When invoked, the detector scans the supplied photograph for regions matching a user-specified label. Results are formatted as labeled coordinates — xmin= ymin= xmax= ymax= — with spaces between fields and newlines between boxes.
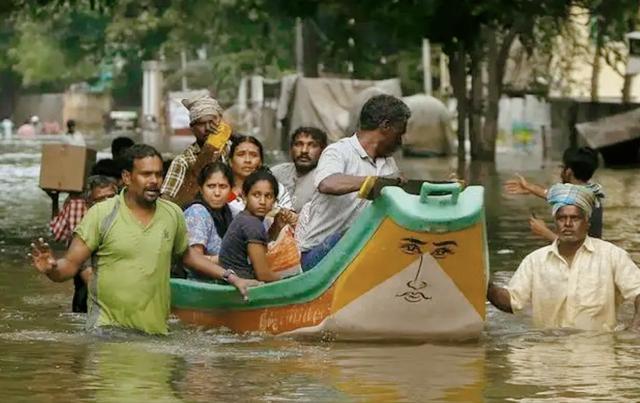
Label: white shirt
xmin=271 ymin=162 xmax=317 ymax=212
xmin=298 ymin=134 xmax=399 ymax=252
xmin=506 ymin=237 xmax=640 ymax=331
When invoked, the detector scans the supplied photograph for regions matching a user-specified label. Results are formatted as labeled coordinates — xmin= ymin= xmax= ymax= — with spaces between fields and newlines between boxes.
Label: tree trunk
xmin=622 ymin=74 xmax=633 ymax=104
xmin=302 ymin=18 xmax=319 ymax=77
xmin=475 ymin=27 xmax=516 ymax=161
xmin=0 ymin=69 xmax=18 ymax=119
xmin=469 ymin=45 xmax=484 ymax=159
xmin=449 ymin=43 xmax=468 ymax=175
xmin=590 ymin=28 xmax=603 ymax=103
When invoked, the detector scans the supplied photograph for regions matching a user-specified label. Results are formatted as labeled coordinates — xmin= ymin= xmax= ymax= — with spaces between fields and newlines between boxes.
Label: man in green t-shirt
xmin=30 ymin=144 xmax=257 ymax=335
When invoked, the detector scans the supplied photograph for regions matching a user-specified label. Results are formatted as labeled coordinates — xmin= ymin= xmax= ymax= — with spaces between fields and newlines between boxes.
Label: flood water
xmin=2 ymin=136 xmax=640 ymax=402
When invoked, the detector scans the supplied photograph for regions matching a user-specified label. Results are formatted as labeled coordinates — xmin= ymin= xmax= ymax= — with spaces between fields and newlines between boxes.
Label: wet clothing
xmin=298 ymin=134 xmax=399 ymax=253
xmin=271 ymin=162 xmax=316 ymax=212
xmin=219 ymin=211 xmax=268 ymax=279
xmin=74 ymin=190 xmax=188 ymax=335
xmin=506 ymin=236 xmax=640 ymax=331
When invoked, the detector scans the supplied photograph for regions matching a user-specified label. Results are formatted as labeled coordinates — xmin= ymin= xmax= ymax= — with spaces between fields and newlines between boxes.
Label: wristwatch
xmin=222 ymin=269 xmax=237 ymax=283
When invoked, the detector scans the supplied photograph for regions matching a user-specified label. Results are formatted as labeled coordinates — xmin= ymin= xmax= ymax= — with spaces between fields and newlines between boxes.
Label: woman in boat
xmin=218 ymin=169 xmax=282 ymax=282
xmin=183 ymin=162 xmax=235 ymax=280
xmin=227 ymin=135 xmax=293 ymax=214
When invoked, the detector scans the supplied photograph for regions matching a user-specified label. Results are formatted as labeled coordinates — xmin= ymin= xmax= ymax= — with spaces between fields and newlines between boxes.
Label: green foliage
xmin=0 ymin=0 xmax=638 ymax=114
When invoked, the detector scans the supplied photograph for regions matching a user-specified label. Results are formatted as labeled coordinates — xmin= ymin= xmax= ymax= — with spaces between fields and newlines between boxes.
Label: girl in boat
xmin=182 ymin=162 xmax=235 ymax=280
xmin=227 ymin=135 xmax=293 ymax=213
xmin=218 ymin=169 xmax=283 ymax=282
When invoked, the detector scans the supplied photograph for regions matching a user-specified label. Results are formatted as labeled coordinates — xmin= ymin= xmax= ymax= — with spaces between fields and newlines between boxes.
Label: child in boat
xmin=504 ymin=146 xmax=605 ymax=240
xmin=183 ymin=162 xmax=235 ymax=280
xmin=218 ymin=169 xmax=282 ymax=282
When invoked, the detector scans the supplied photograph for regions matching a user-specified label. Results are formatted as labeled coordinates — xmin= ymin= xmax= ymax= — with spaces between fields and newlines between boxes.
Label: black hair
xmin=359 ymin=94 xmax=411 ymax=131
xmin=90 ymin=158 xmax=120 ymax=179
xmin=290 ymin=126 xmax=328 ymax=148
xmin=66 ymin=119 xmax=76 ymax=129
xmin=111 ymin=136 xmax=135 ymax=159
xmin=242 ymin=168 xmax=279 ymax=199
xmin=229 ymin=134 xmax=264 ymax=163
xmin=186 ymin=162 xmax=234 ymax=239
xmin=562 ymin=147 xmax=599 ymax=181
xmin=121 ymin=144 xmax=162 ymax=173
xmin=197 ymin=161 xmax=234 ymax=188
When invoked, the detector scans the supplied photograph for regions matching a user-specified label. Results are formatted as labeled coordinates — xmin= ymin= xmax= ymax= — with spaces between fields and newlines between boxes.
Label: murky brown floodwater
xmin=2 ymin=136 xmax=640 ymax=402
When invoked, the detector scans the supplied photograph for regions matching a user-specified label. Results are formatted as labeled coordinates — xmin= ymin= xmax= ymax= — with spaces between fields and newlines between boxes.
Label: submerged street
xmin=2 ymin=136 xmax=640 ymax=401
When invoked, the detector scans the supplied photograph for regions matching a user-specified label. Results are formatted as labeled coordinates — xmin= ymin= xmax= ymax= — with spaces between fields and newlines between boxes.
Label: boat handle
xmin=420 ymin=182 xmax=461 ymax=205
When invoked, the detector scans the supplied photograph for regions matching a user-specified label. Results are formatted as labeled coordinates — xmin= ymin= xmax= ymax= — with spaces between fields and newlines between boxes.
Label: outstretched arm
xmin=30 ymin=236 xmax=92 ymax=282
xmin=487 ymin=282 xmax=513 ymax=313
xmin=182 ymin=248 xmax=259 ymax=300
xmin=504 ymin=174 xmax=547 ymax=200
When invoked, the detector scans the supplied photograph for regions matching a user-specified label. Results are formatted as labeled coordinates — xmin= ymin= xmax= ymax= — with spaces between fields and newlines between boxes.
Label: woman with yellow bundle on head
xmin=161 ymin=94 xmax=233 ymax=207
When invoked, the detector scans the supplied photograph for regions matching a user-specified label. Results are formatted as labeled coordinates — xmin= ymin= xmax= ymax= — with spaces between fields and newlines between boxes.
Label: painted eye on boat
xmin=400 ymin=242 xmax=422 ymax=255
xmin=431 ymin=246 xmax=454 ymax=259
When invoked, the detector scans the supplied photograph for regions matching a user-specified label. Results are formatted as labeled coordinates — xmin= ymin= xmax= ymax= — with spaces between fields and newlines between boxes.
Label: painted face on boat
xmin=201 ymin=171 xmax=231 ymax=209
xmin=396 ymin=237 xmax=458 ymax=303
xmin=245 ymin=179 xmax=275 ymax=218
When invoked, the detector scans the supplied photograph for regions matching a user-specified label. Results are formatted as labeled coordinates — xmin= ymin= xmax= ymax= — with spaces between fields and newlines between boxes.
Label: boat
xmin=170 ymin=181 xmax=489 ymax=342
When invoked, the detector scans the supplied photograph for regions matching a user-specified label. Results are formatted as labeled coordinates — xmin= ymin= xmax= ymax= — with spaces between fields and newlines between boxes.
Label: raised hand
xmin=504 ymin=174 xmax=531 ymax=195
xmin=29 ymin=238 xmax=57 ymax=275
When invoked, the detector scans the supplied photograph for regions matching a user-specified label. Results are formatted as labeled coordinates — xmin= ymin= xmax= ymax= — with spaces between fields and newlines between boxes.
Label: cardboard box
xmin=39 ymin=144 xmax=97 ymax=192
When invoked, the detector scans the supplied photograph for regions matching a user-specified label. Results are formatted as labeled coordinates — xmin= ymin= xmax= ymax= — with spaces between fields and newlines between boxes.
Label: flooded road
xmin=2 ymin=137 xmax=640 ymax=402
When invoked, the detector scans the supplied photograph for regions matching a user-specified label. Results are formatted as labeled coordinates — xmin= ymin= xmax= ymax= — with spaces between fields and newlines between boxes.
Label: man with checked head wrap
xmin=487 ymin=183 xmax=640 ymax=331
xmin=161 ymin=94 xmax=225 ymax=201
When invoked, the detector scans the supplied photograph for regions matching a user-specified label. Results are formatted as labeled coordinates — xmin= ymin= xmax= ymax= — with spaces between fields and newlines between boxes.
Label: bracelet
xmin=222 ymin=269 xmax=237 ymax=283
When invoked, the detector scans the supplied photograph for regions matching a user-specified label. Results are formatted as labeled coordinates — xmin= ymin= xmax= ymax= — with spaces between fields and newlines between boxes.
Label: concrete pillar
xmin=141 ymin=60 xmax=166 ymax=149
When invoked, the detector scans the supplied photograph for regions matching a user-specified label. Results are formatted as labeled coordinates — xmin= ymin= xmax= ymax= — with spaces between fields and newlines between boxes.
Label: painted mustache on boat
xmin=396 ymin=238 xmax=458 ymax=303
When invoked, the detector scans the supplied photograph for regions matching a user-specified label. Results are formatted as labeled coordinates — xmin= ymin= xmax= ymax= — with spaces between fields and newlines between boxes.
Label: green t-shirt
xmin=74 ymin=190 xmax=188 ymax=335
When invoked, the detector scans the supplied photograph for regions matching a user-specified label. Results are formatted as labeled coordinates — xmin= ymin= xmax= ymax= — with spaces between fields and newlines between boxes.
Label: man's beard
xmin=294 ymin=157 xmax=317 ymax=174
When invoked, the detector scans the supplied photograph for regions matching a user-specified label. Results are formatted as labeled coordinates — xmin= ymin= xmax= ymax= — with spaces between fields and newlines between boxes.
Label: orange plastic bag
xmin=266 ymin=224 xmax=302 ymax=279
